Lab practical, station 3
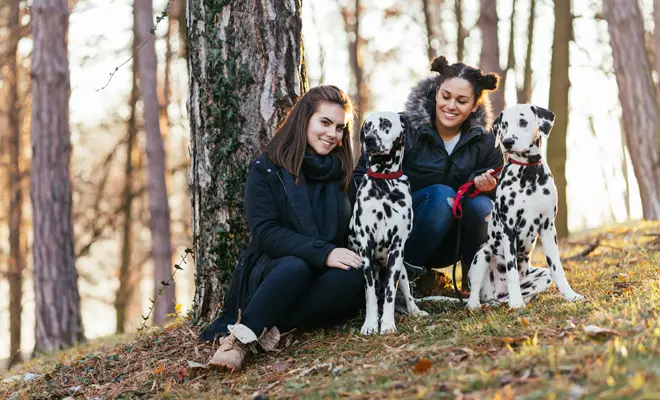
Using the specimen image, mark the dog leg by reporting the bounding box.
[520,266,552,302]
[398,265,428,318]
[501,233,525,308]
[360,257,379,335]
[379,259,399,334]
[539,223,584,302]
[466,244,491,310]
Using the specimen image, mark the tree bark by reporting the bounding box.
[135,0,175,325]
[605,0,660,219]
[518,0,536,104]
[547,0,571,238]
[115,14,140,334]
[30,0,84,354]
[422,0,445,62]
[8,0,24,365]
[341,0,368,162]
[478,0,505,116]
[188,0,307,322]
[455,0,465,61]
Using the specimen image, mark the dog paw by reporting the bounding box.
[466,300,482,310]
[508,299,526,309]
[565,292,585,302]
[411,308,429,318]
[379,321,397,334]
[360,321,379,335]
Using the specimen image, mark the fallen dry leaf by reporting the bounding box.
[163,378,172,394]
[521,317,530,327]
[413,358,433,374]
[153,364,165,375]
[583,325,619,336]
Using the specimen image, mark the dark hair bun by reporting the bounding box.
[430,56,450,74]
[479,72,500,91]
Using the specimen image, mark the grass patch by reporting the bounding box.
[2,221,660,399]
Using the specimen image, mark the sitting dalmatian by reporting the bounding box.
[349,111,428,335]
[466,104,584,310]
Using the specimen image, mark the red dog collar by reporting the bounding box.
[366,170,403,180]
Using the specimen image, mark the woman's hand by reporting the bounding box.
[326,248,363,270]
[474,169,497,192]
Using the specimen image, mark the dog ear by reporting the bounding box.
[531,106,555,138]
[492,112,503,148]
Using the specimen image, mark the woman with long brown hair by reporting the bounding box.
[199,85,364,371]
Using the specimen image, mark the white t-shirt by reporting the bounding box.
[444,133,461,155]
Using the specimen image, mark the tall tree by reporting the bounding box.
[8,0,24,365]
[518,0,536,104]
[340,0,368,161]
[478,0,505,116]
[30,0,84,353]
[547,0,572,238]
[455,0,465,61]
[421,0,445,62]
[188,0,307,322]
[115,14,140,334]
[135,0,175,325]
[605,0,660,219]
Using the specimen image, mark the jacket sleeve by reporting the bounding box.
[467,132,505,198]
[244,165,335,272]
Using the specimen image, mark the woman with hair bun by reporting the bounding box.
[357,56,503,299]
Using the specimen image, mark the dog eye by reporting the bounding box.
[382,120,392,129]
[519,119,528,128]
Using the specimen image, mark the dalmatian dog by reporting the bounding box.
[349,111,428,335]
[465,104,585,310]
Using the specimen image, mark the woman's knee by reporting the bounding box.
[463,195,494,222]
[412,184,456,222]
[273,256,313,281]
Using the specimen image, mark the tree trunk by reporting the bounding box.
[116,16,139,334]
[455,0,465,61]
[8,0,24,365]
[135,0,175,325]
[478,0,505,116]
[605,0,660,219]
[188,0,307,323]
[654,0,660,93]
[30,0,84,354]
[547,0,571,238]
[518,0,536,104]
[341,0,368,162]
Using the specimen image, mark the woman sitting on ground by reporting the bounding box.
[199,85,364,371]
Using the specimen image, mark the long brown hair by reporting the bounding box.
[267,85,355,191]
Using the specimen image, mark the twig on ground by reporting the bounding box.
[562,239,600,262]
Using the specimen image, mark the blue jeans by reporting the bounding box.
[240,256,365,334]
[404,184,493,287]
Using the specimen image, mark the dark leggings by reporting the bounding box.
[240,256,365,335]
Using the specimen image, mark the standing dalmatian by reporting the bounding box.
[349,111,428,335]
[466,104,584,309]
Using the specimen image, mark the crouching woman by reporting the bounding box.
[198,85,365,371]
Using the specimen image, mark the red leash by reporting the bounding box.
[451,158,542,219]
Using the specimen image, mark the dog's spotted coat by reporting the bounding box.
[466,104,584,309]
[349,111,428,335]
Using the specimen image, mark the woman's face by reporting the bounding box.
[306,101,348,156]
[435,77,479,131]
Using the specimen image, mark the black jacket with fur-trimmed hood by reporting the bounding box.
[398,75,504,197]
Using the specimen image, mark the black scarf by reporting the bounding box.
[300,153,347,243]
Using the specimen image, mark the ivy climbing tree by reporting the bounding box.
[187,0,308,322]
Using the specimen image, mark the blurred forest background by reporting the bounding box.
[1,0,659,369]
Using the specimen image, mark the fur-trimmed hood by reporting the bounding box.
[402,75,494,133]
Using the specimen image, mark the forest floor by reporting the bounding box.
[2,221,660,399]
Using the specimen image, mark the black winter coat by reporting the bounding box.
[356,76,504,197]
[201,153,352,339]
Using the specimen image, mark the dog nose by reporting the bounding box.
[364,135,377,149]
[502,138,515,149]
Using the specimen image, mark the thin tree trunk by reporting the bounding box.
[619,118,630,220]
[341,0,368,161]
[115,16,140,334]
[135,0,175,324]
[605,0,660,219]
[8,0,24,365]
[188,0,307,322]
[654,0,660,93]
[478,0,505,116]
[455,0,465,61]
[547,0,571,238]
[30,0,84,354]
[518,0,536,104]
